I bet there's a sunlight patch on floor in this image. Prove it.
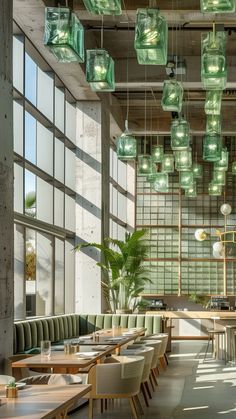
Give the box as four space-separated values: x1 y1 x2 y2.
183 405 209 411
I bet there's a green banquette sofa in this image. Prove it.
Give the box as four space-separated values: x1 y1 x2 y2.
13 313 163 354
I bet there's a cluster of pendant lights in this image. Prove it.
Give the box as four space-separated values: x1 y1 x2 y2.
44 0 236 197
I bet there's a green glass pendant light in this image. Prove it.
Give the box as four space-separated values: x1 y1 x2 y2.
161 80 183 112
206 114 221 134
200 0 236 13
138 155 153 176
205 90 222 115
83 0 122 15
134 8 168 65
192 162 203 178
213 170 226 185
162 154 175 173
116 133 136 161
174 149 192 171
171 118 190 150
152 173 169 192
201 29 227 91
152 145 164 163
208 182 222 196
232 161 236 175
185 182 197 198
86 49 115 91
44 7 84 62
146 164 158 183
203 133 222 162
180 171 194 189
214 147 228 171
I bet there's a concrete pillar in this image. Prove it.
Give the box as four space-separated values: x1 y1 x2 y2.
0 1 13 372
75 98 110 314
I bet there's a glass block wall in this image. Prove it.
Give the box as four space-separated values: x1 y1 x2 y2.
136 136 236 296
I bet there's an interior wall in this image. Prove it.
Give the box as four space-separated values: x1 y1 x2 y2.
136 136 236 296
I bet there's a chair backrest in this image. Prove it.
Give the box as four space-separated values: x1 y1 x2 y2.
135 340 163 368
141 333 169 357
0 375 15 385
120 347 154 383
88 355 144 397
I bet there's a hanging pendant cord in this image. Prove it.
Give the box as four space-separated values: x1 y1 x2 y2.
101 15 104 49
144 65 147 154
122 0 130 131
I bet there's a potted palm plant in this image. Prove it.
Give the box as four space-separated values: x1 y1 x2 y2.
75 230 151 313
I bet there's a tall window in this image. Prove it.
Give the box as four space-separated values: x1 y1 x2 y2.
13 31 76 319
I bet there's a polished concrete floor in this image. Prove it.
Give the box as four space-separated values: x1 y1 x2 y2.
70 340 236 418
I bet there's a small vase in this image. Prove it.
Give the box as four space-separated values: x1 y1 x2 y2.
6 387 18 398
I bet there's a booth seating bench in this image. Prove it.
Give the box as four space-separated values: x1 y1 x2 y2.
13 314 163 355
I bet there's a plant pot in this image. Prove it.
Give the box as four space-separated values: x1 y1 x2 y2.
116 309 132 314
5 387 18 398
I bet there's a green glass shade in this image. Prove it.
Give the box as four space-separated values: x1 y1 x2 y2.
86 49 115 91
206 114 221 134
200 0 235 13
201 32 227 90
83 0 122 15
44 8 84 63
180 171 194 189
214 147 228 171
213 170 226 185
162 154 175 173
205 90 222 115
192 163 203 178
171 119 190 150
174 149 192 172
134 8 168 65
208 182 222 196
146 162 157 182
232 161 236 175
116 130 136 161
152 173 169 192
203 134 222 162
185 182 197 198
146 165 158 183
138 155 153 176
161 80 183 112
151 145 164 163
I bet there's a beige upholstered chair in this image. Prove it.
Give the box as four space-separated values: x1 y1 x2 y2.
87 355 144 419
141 333 169 367
131 340 163 387
120 346 154 407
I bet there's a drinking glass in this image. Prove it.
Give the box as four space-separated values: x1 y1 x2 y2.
40 340 51 358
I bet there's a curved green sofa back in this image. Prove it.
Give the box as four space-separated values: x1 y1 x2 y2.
13 313 163 354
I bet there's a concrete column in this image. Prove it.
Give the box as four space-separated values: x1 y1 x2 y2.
75 98 110 314
0 1 13 372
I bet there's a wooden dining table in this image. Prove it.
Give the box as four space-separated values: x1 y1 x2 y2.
0 384 91 419
11 328 146 374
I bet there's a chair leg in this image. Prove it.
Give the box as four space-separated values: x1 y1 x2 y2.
144 381 152 399
141 382 149 407
105 398 108 410
129 397 139 419
160 357 166 369
89 398 93 419
204 336 211 361
151 369 158 386
164 353 169 365
134 394 144 415
100 399 104 413
149 373 155 392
